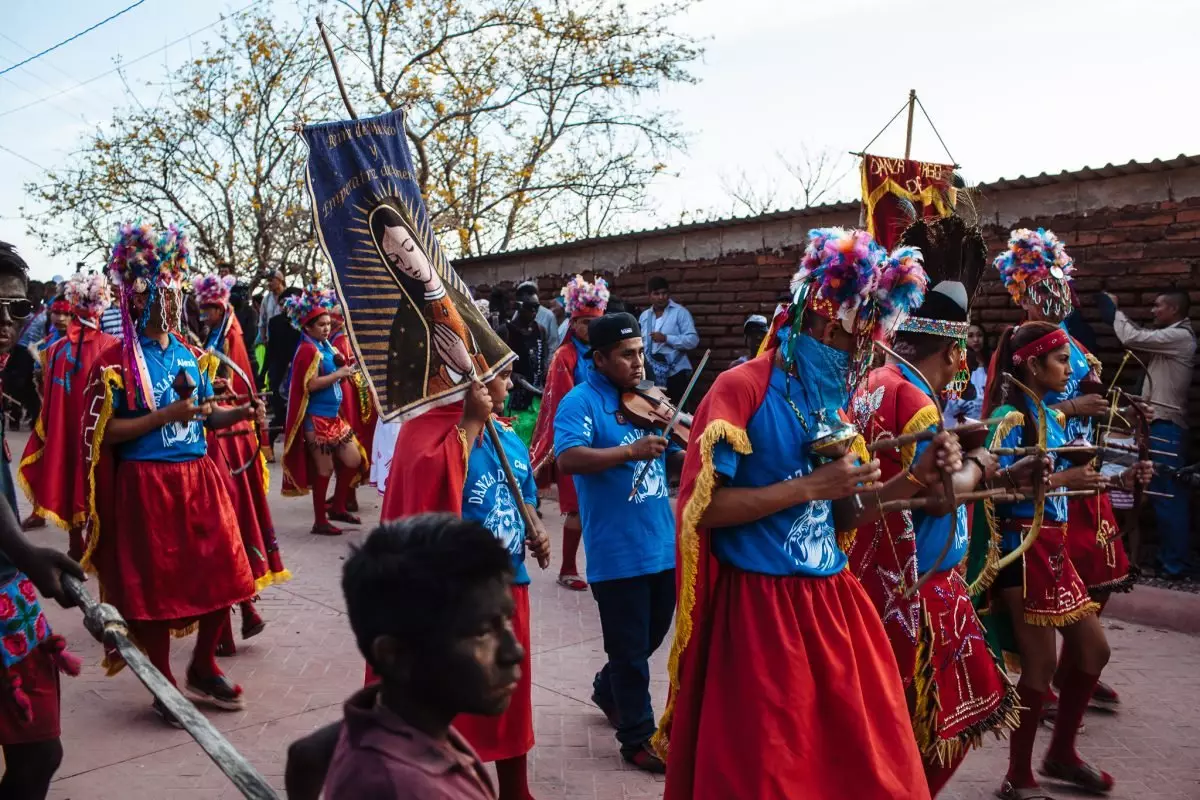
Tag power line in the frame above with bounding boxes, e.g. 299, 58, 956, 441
0, 143, 48, 171
0, 0, 149, 78
0, 0, 265, 119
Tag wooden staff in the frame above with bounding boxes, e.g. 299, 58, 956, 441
316, 17, 357, 120
866, 416, 1008, 454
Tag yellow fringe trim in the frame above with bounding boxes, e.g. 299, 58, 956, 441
900, 404, 942, 471
911, 606, 941, 758
837, 434, 872, 553
259, 450, 271, 495
456, 426, 470, 472
16, 415, 80, 532
1085, 353, 1102, 378
969, 410, 1025, 597
651, 420, 752, 760
280, 356, 319, 496
254, 568, 293, 593
197, 351, 220, 384
1025, 600, 1100, 628
81, 367, 123, 573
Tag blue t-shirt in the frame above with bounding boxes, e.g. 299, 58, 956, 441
553, 368, 679, 583
995, 403, 1070, 551
304, 336, 343, 418
113, 334, 214, 463
1043, 328, 1093, 441
709, 361, 848, 577
571, 337, 591, 385
463, 422, 537, 585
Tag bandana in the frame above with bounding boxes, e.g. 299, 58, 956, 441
1012, 328, 1070, 365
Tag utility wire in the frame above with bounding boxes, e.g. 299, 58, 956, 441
0, 142, 48, 171
0, 0, 148, 78
0, 0, 265, 119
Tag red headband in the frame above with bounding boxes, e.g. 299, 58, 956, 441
50, 299, 71, 314
1012, 328, 1069, 365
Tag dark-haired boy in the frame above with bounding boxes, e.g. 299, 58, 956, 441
286, 513, 522, 800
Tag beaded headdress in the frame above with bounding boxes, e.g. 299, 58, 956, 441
994, 227, 1075, 318
283, 287, 337, 330
563, 275, 610, 319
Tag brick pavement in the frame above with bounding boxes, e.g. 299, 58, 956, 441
7, 430, 1197, 799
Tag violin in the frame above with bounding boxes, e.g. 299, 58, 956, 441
620, 381, 692, 447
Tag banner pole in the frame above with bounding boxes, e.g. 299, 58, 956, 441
316, 17, 357, 120
903, 89, 916, 160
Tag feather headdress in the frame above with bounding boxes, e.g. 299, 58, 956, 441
62, 272, 111, 320
283, 286, 337, 330
192, 274, 235, 309
895, 215, 987, 338
993, 227, 1074, 317
563, 275, 610, 319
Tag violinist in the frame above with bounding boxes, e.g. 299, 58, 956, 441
553, 312, 684, 774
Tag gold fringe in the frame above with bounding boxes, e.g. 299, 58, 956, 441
81, 367, 123, 573
900, 405, 942, 470
456, 426, 470, 472
651, 420, 752, 761
969, 410, 1025, 597
837, 434, 873, 553
929, 677, 1022, 765
254, 568, 293, 593
280, 356, 320, 496
1024, 600, 1100, 628
259, 449, 271, 495
911, 606, 941, 758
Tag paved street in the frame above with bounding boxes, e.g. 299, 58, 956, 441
9, 433, 1199, 799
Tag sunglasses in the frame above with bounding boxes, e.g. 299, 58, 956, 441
0, 297, 35, 320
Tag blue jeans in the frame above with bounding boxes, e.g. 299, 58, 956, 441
1150, 421, 1191, 576
590, 569, 676, 752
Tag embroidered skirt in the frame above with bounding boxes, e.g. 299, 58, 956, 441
454, 584, 534, 762
94, 457, 256, 623
304, 415, 355, 453
1066, 495, 1133, 596
672, 567, 929, 800
998, 521, 1099, 627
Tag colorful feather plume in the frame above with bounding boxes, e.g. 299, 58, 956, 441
993, 227, 1074, 306
62, 272, 111, 319
192, 274, 235, 308
283, 286, 337, 330
899, 215, 987, 303
563, 275, 610, 317
875, 245, 929, 333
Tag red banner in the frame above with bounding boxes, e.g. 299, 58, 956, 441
860, 154, 956, 250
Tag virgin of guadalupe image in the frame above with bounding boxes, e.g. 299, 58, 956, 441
367, 203, 497, 410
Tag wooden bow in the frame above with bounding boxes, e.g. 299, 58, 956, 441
206, 348, 263, 477
872, 342, 958, 598
1110, 349, 1154, 560
995, 373, 1049, 571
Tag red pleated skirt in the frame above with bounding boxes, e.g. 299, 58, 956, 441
93, 457, 256, 622
677, 567, 930, 800
212, 435, 287, 586
1065, 495, 1133, 595
1002, 521, 1098, 626
454, 584, 534, 762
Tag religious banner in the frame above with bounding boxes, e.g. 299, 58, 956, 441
860, 153, 957, 250
302, 109, 515, 421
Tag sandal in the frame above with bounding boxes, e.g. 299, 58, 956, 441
1040, 759, 1113, 794
311, 522, 344, 536
996, 780, 1056, 800
557, 573, 587, 591
328, 510, 362, 525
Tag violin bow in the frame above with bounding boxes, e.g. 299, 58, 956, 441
995, 373, 1049, 571
872, 341, 958, 598
628, 349, 710, 501
206, 348, 264, 476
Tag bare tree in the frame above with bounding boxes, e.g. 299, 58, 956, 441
723, 144, 853, 216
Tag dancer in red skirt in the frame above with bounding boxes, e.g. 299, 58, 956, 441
656, 228, 956, 800
82, 222, 257, 723
848, 219, 1022, 796
281, 289, 368, 535
19, 272, 118, 558
529, 275, 608, 592
19, 294, 71, 531
974, 318, 1153, 798
995, 230, 1134, 721
194, 274, 291, 653
328, 306, 375, 514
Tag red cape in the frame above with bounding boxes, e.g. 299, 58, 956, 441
281, 339, 369, 495
651, 353, 772, 789
19, 321, 117, 530
380, 402, 468, 522
529, 334, 580, 488
332, 331, 376, 458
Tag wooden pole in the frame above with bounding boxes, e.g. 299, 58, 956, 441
903, 89, 916, 160
316, 17, 357, 120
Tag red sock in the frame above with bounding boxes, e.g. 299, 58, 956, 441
312, 473, 332, 526
1047, 666, 1100, 766
1006, 683, 1045, 788
924, 751, 966, 797
495, 755, 535, 800
190, 608, 231, 679
330, 463, 356, 514
560, 519, 582, 577
130, 620, 174, 686
217, 609, 236, 654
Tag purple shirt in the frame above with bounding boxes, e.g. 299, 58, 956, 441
323, 686, 496, 800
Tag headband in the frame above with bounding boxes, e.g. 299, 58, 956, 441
895, 316, 968, 339
1012, 328, 1069, 365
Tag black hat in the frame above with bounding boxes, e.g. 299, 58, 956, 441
588, 312, 640, 352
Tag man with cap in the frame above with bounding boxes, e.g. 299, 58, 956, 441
730, 313, 770, 368
530, 275, 610, 592
553, 311, 685, 773
654, 227, 959, 799
638, 276, 698, 406
848, 217, 1021, 796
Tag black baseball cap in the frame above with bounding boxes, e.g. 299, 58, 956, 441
588, 312, 641, 352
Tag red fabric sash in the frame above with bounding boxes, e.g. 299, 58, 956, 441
529, 334, 580, 488
19, 322, 118, 529
282, 341, 320, 495
380, 402, 469, 522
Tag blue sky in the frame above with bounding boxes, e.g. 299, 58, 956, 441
3, 0, 1198, 279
